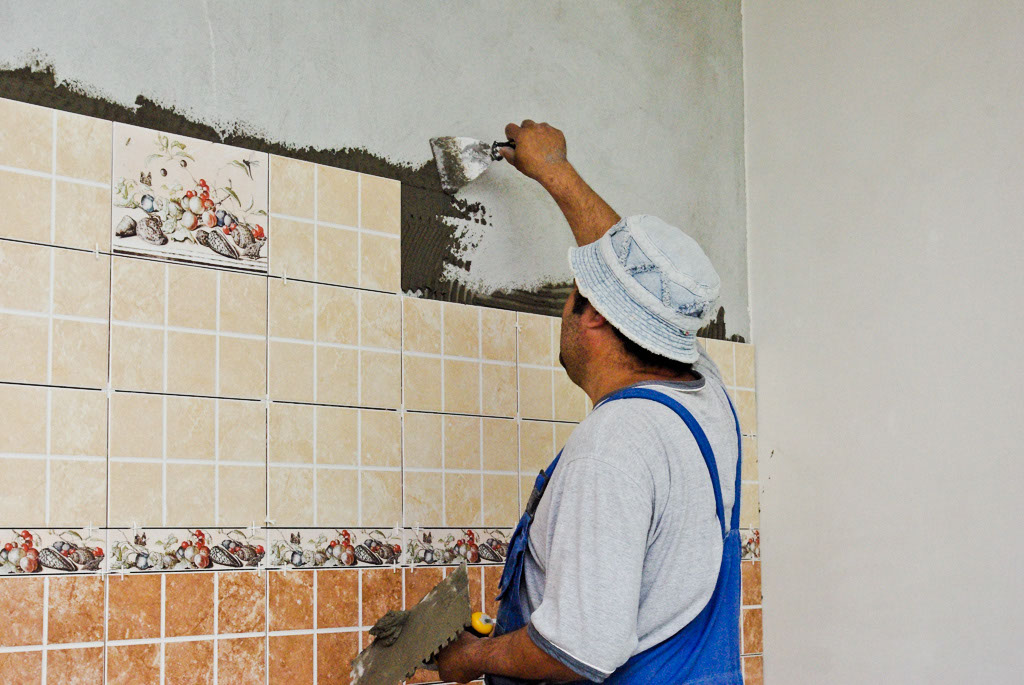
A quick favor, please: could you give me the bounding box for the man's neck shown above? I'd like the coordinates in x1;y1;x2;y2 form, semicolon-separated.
581;364;698;405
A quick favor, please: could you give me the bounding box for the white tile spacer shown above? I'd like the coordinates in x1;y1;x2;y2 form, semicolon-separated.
94;243;100;259
249;521;260;538
105;383;114;399
282;267;287;285
257;560;266;578
130;521;140;537
264;517;276;526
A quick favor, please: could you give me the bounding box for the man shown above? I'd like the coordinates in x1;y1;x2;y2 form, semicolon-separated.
437;121;743;684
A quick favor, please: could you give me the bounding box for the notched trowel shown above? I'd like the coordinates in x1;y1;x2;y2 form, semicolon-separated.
430;136;515;195
350;562;476;684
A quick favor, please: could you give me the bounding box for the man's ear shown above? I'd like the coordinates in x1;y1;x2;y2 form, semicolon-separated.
580;303;607;329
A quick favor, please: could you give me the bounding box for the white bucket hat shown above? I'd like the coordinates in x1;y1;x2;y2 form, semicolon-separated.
567;215;720;364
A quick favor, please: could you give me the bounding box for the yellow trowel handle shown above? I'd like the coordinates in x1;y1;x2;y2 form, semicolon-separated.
470;612;495;637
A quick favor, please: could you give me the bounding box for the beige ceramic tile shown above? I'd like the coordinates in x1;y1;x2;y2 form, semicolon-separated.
735;390;758;435
316;468;358;525
734;343;756;389
0;240;50;312
742;436;758;482
402;297;442;354
49;387;106;457
218;336;267;399
403;355;442;412
112;257;165;325
443;303;480;358
49;459;106;525
444;415;480;470
219;270;267;336
165;395;216;461
271;156;315;219
360;350;401;408
518;313;555;366
360;470;401;525
0;313;49;385
166;331;216;396
56;111;111;183
51;318;108;389
269;402;314;464
54;181;109;252
555;423;575;453
269;341;314;402
403;412;442;470
316;405;358;466
317;346;359;406
359;174;400;235
109;325;164;392
740;483;760;529
166;463;216;526
318;165;359;227
0;384;47;454
316;285;358;346
52;248;109;320
360;233;400;292
268;216;314;280
481;363;516;418
518;367;553;420
481;308;517;362
167;263;216;330
269;277;314;340
109;460;162;526
553;370;587;422
703;339;735;387
520;421;555;474
0;171;50;244
218;464;266;525
360;291;401;350
316;225;359;287
269;466;314;526
444;473;482;527
444;360;480;414
361;410;401;468
0;98;52;172
0;457;46;527
403;471;443;527
483;474;519;527
482;418;518;472
218;399;266;462
109;393;163;460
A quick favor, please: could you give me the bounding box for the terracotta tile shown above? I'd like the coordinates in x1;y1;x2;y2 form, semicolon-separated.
219;636;267;684
743;655;764;685
741;561;762;607
742;607;763;655
107;643;160;685
317;631;359;685
166;640;214;685
317;569;359;628
270;633;314;684
0;650;41;681
468;566;483;614
107;573;161;640
48;575;104;644
483;565;503;615
361;568;403;627
47;646;104;682
404;567;444;609
269;570;314;631
218;571;266;635
0;576;43;647
165;572;214;637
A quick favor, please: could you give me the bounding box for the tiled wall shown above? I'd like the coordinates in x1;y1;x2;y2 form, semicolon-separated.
0;97;763;684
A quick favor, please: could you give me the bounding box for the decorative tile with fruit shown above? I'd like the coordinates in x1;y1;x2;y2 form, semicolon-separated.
267;528;406;569
405;528;510;566
108;527;265;572
741;529;760;560
0;528;106;575
111;123;269;271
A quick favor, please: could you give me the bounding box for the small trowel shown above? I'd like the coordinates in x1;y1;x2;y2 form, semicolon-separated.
430;136;515;195
350;563;493;684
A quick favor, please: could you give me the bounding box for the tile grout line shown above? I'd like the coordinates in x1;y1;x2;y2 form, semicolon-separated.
160;571;166;684
213;571;219;685
215;273;222;525
40;576;48;683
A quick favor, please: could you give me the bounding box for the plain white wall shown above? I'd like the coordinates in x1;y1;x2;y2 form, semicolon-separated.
744;1;1024;682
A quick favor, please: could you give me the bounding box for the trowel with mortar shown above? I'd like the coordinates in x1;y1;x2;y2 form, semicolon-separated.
349;563;495;684
430;136;516;195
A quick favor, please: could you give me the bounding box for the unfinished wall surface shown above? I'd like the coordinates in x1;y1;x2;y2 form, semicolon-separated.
0;0;749;337
744;1;1024;683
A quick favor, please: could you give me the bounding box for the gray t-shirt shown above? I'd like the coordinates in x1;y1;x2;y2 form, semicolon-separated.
521;345;739;682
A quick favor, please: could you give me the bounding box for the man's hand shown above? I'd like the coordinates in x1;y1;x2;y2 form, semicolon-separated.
501;120;573;189
436;631;484;684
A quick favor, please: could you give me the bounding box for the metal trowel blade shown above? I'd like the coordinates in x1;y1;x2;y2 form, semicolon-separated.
430;136;496;195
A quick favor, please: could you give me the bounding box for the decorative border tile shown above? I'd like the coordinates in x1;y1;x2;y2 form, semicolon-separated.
405;527;511;566
0;527;105;575
266;527;405;569
108;527;266;572
741;528;760;560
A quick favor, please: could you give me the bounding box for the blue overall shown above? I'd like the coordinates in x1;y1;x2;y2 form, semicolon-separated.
488;387;743;684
